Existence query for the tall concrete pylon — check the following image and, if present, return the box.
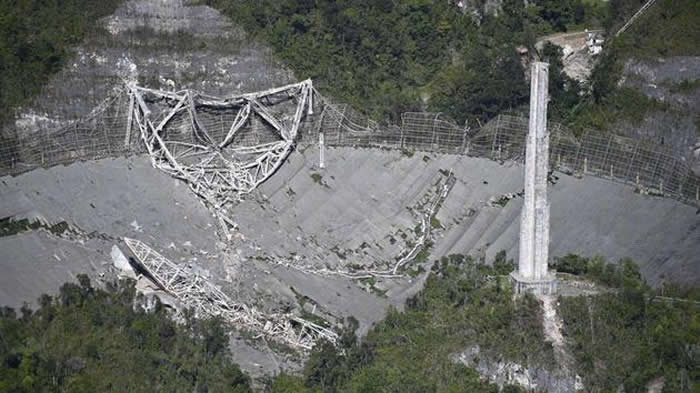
[511,61,557,295]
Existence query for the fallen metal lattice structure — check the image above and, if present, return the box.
[126,80,314,237]
[390,170,456,275]
[124,237,338,350]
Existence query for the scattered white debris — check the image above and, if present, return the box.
[586,30,604,55]
[14,113,65,132]
[130,220,143,232]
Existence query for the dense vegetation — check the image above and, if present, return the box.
[268,252,544,393]
[569,0,700,132]
[268,254,699,393]
[603,0,700,60]
[552,253,649,291]
[561,291,699,392]
[206,0,700,136]
[0,275,252,393]
[0,0,122,125]
[1,255,697,392]
[5,0,696,135]
[206,0,604,125]
[553,254,700,392]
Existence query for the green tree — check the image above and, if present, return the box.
[0,277,253,393]
[0,0,123,126]
[540,42,583,122]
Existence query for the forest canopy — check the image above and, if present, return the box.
[0,0,122,126]
[0,276,252,393]
[205,0,605,125]
[206,0,699,134]
[1,255,696,392]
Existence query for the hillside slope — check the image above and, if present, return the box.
[1,0,699,382]
[576,0,700,174]
[8,0,295,138]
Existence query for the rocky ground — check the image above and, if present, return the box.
[536,31,601,82]
[619,56,700,176]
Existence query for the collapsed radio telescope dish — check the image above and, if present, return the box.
[126,80,314,236]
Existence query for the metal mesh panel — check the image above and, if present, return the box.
[401,112,467,153]
[1,85,698,208]
[0,89,134,176]
[319,108,700,207]
[550,123,580,174]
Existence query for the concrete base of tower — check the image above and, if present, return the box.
[510,271,558,295]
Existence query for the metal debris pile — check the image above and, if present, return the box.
[124,237,337,350]
[126,80,314,238]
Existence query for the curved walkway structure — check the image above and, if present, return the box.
[125,237,337,350]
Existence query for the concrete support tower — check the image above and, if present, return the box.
[511,61,557,295]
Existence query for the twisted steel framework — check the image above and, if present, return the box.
[126,79,314,238]
[124,237,338,350]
